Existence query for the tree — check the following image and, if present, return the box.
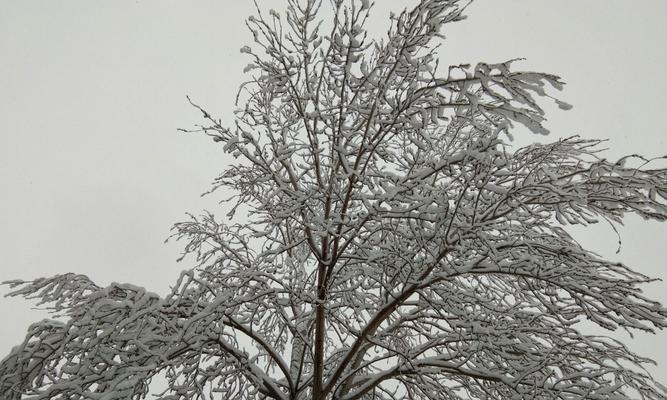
[1,0,666,399]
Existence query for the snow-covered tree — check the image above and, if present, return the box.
[2,1,666,399]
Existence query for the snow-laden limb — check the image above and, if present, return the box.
[0,272,293,400]
[3,0,667,399]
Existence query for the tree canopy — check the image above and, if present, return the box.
[2,1,667,399]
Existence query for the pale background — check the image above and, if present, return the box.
[1,0,666,387]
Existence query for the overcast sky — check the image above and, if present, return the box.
[1,0,666,387]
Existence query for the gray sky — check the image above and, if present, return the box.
[1,0,666,386]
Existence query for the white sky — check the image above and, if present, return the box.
[1,0,666,388]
